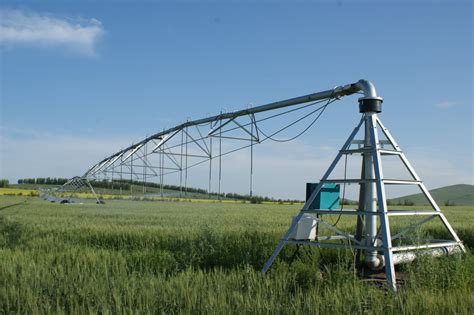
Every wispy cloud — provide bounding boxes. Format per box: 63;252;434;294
1;128;472;200
435;101;462;108
0;8;104;55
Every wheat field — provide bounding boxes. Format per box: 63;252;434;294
1;196;473;314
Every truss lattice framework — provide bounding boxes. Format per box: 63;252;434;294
83;102;333;198
68;81;367;198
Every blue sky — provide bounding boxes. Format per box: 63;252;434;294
1;0;472;199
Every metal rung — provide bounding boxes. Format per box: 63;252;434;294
340;149;368;154
315;235;349;241
379;149;402;155
303;209;440;216
351;140;391;145
387;210;440;216
340;148;402;155
285;239;383;251
321;179;421;185
303;209;381;216
321;179;372;184
302;209;359;215
392;241;460;252
383;179;421;185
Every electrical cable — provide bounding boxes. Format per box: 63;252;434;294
212;98;334;137
159;98;335;152
256;98;336;142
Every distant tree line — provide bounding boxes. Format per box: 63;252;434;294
0;179;9;188
17;177;302;203
386;199;415;206
101;179;301;203
88;179;131;190
18;178;69;185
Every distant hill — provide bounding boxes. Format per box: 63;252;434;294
389;184;474;206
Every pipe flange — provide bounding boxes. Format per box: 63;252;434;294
358;96;383;113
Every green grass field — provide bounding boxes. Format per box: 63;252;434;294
1;195;473;314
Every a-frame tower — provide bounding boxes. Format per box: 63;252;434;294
262;94;465;293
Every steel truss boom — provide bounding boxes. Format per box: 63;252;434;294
84;80;377;177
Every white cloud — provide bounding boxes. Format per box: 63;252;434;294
0;8;104;55
435;101;462;108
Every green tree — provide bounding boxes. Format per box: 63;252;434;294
0;179;9;188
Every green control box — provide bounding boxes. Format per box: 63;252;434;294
306;183;340;210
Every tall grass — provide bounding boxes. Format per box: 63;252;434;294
0;196;473;313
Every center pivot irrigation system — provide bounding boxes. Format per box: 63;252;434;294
50;79;465;293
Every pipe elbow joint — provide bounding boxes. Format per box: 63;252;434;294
356;79;379;98
356;79;383;113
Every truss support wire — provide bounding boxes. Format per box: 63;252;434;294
185;124;188;196
250;115;254;197
180;129;184;197
130;150;133;194
209;122;213;199
218;112;223;200
120;154;123;195
143;142;147;194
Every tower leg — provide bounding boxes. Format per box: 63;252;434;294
261;212;304;273
355;162;366;266
368;114;397;293
85;179;101;204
